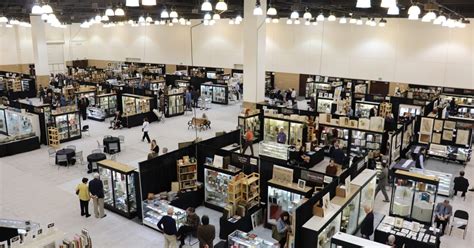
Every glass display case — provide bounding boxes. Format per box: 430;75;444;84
263;116;306;146
51;110;81;142
121;93;152;117
204;165;241;209
319;125;349;154
200;83;213;100
318;213;341;248
399;104;422;117
390;170;439;224
317;99;333;114
259;141;289;161
97;93;117;117
340;192;361;234
175;79;190;89
410;169;452;197
211;84;229;104
350;130;383;157
228;230;278;248
4;109;34;136
305;81;332;98
98;160;138;219
165;92;185;117
142;198;186;231
267;183;307;225
238;113;261;141
355;101;379;118
0;108;6;134
75;90;96;106
356;174;376;226
149;80;166;91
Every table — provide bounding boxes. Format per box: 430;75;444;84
55;148;76;166
391;159;415;171
87;153;106;173
103;137;121;154
374;216;440;248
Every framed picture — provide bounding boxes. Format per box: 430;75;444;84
456;129;470;145
433;119;444;132
339;117;350;127
359;118;370;130
205;157;213;165
370;116;385;132
442;130;453;141
431;133;441;144
419;134;431;144
444;120;456;130
420;117;434;134
350;120;358;128
298;179;306;190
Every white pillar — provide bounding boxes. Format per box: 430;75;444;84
243;0;266;104
30;15;50;77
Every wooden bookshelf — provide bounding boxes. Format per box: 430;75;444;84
241;173;260;210
48;127;60;148
176;157;197;191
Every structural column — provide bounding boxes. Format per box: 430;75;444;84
30;15;50;89
243;0;266;105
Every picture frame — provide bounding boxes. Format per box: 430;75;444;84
298;179;306;190
420;117;434;134
444;120;456;130
456;129;470;145
358;118;370;130
442;130;453;141
433;119;444;132
369;116;385;132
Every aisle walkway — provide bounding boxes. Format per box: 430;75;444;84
0;102;242;247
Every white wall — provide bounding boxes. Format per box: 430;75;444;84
1;18;474;89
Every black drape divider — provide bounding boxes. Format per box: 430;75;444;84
138;144;196;200
296;178;338;247
196;143;233;182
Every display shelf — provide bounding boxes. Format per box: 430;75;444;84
97;93;117;117
238;112;261;141
241;173;261;211
267;179;311;226
355;101;379;118
121;93;152;117
258;141;289;161
177;157;198;192
48;127;60;148
410;168;453;197
142;198;186;231
263;115;306;146
164;90;185;117
228;230;277;248
51;110;81;142
204;165;241;210
390;170;439;225
200;82;229;105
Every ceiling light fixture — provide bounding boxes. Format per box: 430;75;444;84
138;16;145;23
160;20;166;25
433;15;446;25
349;18;357;24
272;18;279;23
229;19;235;25
186;20;191;25
0;16;8;23
387;5;399;15
213;13;221;20
203;19;209;25
236;15;243;22
305;20;310;25
142;0;157;6
216;0;228;11
267;6;277;16
201;0;212;11
161;9;169;18
316;13;325;22
303;9;312;19
32;4;44;15
253;1;263;16
421;14;431;22
170;10;178;18
339;17;347;24
204;13;211;20
179;18;186;25
40;13;48;20
146;16;153;22
356;0;371;9
126;0;139;7
312;21;318;25
265;17;271;23
294;19;300;25
42;4;53;14
115;8;125;16
356;19;363;25
286;19;292;25
407;5;420;16
328;14;336;22
105;8;115;16
424;11;436;21
209;19;216;25
380;0;395;8
154;20;160;25
95;14;102;22
172;18;178;23
102;15;109;22
290;11;299;19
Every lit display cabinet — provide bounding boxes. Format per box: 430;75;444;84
75;89;96;106
390;170;439;225
228;230;278;248
97;93;117;117
0;108;6;134
263;116;306;146
98;160;139;219
204;165;241;210
355;101;379;118
238;112;261;141
200;82;229;105
305;81;332;99
51;110;81;142
258;141;289;161
165;92;185;117
142;198;186;231
121;93;152;117
267;179;312;225
200;83;213;100
351;169;377;227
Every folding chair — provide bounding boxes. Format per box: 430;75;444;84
450;210;469;239
74;151;84;165
66;145;76;151
48;148;56;165
56;154;69;168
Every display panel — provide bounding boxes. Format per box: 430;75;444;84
68;112;81;139
205;168;232;208
228;230;277;248
317;99;333;113
267;186;304;225
5;110;33;136
318;213;341;248
340;192;360;234
358;176;376;226
99;167;114;207
212;85;227;103
264;118;289;144
142;199;186;230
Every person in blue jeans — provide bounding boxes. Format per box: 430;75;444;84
434;200;452;235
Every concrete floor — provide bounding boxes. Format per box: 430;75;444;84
0;98;472;248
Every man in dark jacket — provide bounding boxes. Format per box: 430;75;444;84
88;173;106;218
454;171;469;197
177;207;200;248
332;143;347;166
360;206;374;239
197;215;215;248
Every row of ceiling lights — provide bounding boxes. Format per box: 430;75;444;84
356;0;469;28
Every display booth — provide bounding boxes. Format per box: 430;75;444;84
96;93;117;118
200;82;230;105
0;107;41;157
164;89;185;117
120;93;154;127
50;106;81;142
74;86;97;106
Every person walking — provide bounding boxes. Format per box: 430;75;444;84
142;117;151;143
158;207;178;248
242;128;254;156
197;215;215;248
88;173;106;218
375;163;390;202
360;206;374;239
75;177;91;218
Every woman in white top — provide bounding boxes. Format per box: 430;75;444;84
142;117;150;143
